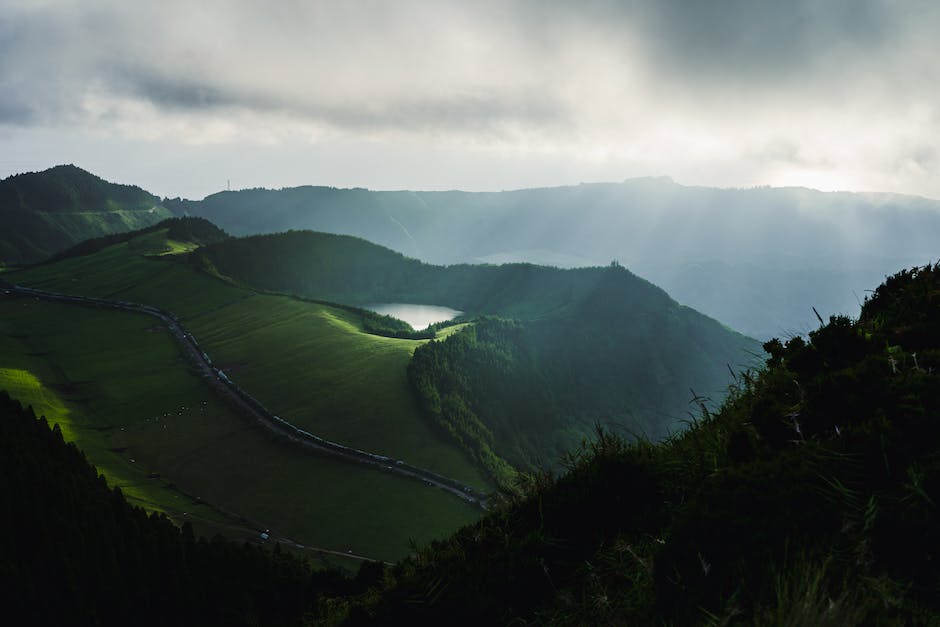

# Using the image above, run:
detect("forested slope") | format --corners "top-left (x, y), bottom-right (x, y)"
top-left (325, 263), bottom-right (940, 625)
top-left (191, 230), bottom-right (760, 487)
top-left (0, 165), bottom-right (172, 265)
top-left (0, 391), bottom-right (362, 627)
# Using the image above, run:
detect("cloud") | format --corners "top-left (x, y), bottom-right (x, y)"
top-left (0, 0), bottom-right (938, 197)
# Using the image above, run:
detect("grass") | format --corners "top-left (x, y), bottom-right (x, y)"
top-left (0, 367), bottom-right (73, 439)
top-left (186, 298), bottom-right (490, 488)
top-left (11, 234), bottom-right (490, 489)
top-left (0, 297), bottom-right (481, 562)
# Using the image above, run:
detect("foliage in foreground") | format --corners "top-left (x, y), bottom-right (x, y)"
top-left (408, 303), bottom-right (755, 490)
top-left (0, 391), bottom-right (375, 627)
top-left (323, 264), bottom-right (940, 625)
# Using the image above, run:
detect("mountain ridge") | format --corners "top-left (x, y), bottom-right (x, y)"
top-left (0, 164), bottom-right (172, 265)
top-left (165, 174), bottom-right (940, 339)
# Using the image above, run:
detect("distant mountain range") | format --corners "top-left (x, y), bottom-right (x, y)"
top-left (167, 177), bottom-right (940, 339)
top-left (0, 165), bottom-right (172, 265)
top-left (6, 165), bottom-right (938, 339)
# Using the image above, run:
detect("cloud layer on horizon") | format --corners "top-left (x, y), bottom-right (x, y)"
top-left (1, 0), bottom-right (938, 198)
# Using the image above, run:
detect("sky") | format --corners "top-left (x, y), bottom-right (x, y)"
top-left (1, 0), bottom-right (938, 200)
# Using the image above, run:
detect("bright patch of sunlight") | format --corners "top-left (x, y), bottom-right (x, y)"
top-left (0, 368), bottom-right (75, 440)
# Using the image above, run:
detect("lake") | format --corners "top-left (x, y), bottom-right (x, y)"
top-left (363, 303), bottom-right (463, 330)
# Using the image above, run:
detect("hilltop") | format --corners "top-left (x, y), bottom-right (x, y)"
top-left (0, 165), bottom-right (172, 265)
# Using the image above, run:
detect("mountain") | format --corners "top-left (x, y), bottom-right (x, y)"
top-left (169, 179), bottom-right (940, 339)
top-left (0, 165), bottom-right (172, 265)
top-left (191, 230), bottom-right (761, 487)
top-left (324, 263), bottom-right (940, 625)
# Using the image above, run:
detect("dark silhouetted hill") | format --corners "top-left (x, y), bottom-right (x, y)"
top-left (322, 263), bottom-right (940, 625)
top-left (0, 390), bottom-right (363, 626)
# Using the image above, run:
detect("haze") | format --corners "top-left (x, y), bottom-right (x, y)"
top-left (2, 0), bottom-right (938, 200)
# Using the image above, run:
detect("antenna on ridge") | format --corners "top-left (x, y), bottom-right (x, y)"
top-left (227, 179), bottom-right (231, 191)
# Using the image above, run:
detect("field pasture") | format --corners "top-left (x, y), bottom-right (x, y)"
top-left (10, 231), bottom-right (488, 488)
top-left (2, 235), bottom-right (489, 562)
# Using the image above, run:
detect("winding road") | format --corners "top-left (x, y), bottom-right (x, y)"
top-left (3, 284), bottom-right (489, 510)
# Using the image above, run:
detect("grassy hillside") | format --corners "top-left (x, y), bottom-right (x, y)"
top-left (190, 231), bottom-right (760, 487)
top-left (8, 230), bottom-right (489, 491)
top-left (0, 297), bottom-right (480, 563)
top-left (321, 263), bottom-right (940, 624)
top-left (42, 215), bottom-right (229, 263)
top-left (191, 230), bottom-right (655, 319)
top-left (0, 165), bottom-right (173, 265)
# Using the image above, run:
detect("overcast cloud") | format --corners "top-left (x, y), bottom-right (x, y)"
top-left (1, 0), bottom-right (938, 199)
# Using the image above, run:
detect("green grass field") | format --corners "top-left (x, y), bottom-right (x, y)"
top-left (0, 297), bottom-right (480, 563)
top-left (185, 298), bottom-right (489, 487)
top-left (11, 233), bottom-right (490, 489)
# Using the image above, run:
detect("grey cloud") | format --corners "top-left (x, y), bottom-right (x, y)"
top-left (0, 97), bottom-right (34, 125)
top-left (2, 0), bottom-right (937, 130)
top-left (110, 67), bottom-right (571, 135)
top-left (113, 71), bottom-right (228, 110)
top-left (752, 140), bottom-right (804, 165)
top-left (507, 0), bottom-right (939, 106)
top-left (630, 0), bottom-right (896, 78)
top-left (900, 144), bottom-right (938, 172)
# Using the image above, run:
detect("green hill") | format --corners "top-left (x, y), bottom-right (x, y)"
top-left (189, 230), bottom-right (760, 488)
top-left (0, 165), bottom-right (173, 265)
top-left (322, 263), bottom-right (940, 625)
top-left (4, 227), bottom-right (487, 562)
top-left (191, 230), bottom-right (680, 320)
top-left (168, 180), bottom-right (940, 339)
top-left (10, 229), bottom-right (488, 489)
top-left (0, 295), bottom-right (480, 564)
top-left (42, 216), bottom-right (229, 263)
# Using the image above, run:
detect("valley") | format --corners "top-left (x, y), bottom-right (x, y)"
top-left (1, 227), bottom-right (492, 563)
top-left (0, 293), bottom-right (480, 562)
top-left (2, 166), bottom-right (937, 625)
top-left (3, 1), bottom-right (937, 622)
top-left (9, 228), bottom-right (489, 487)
